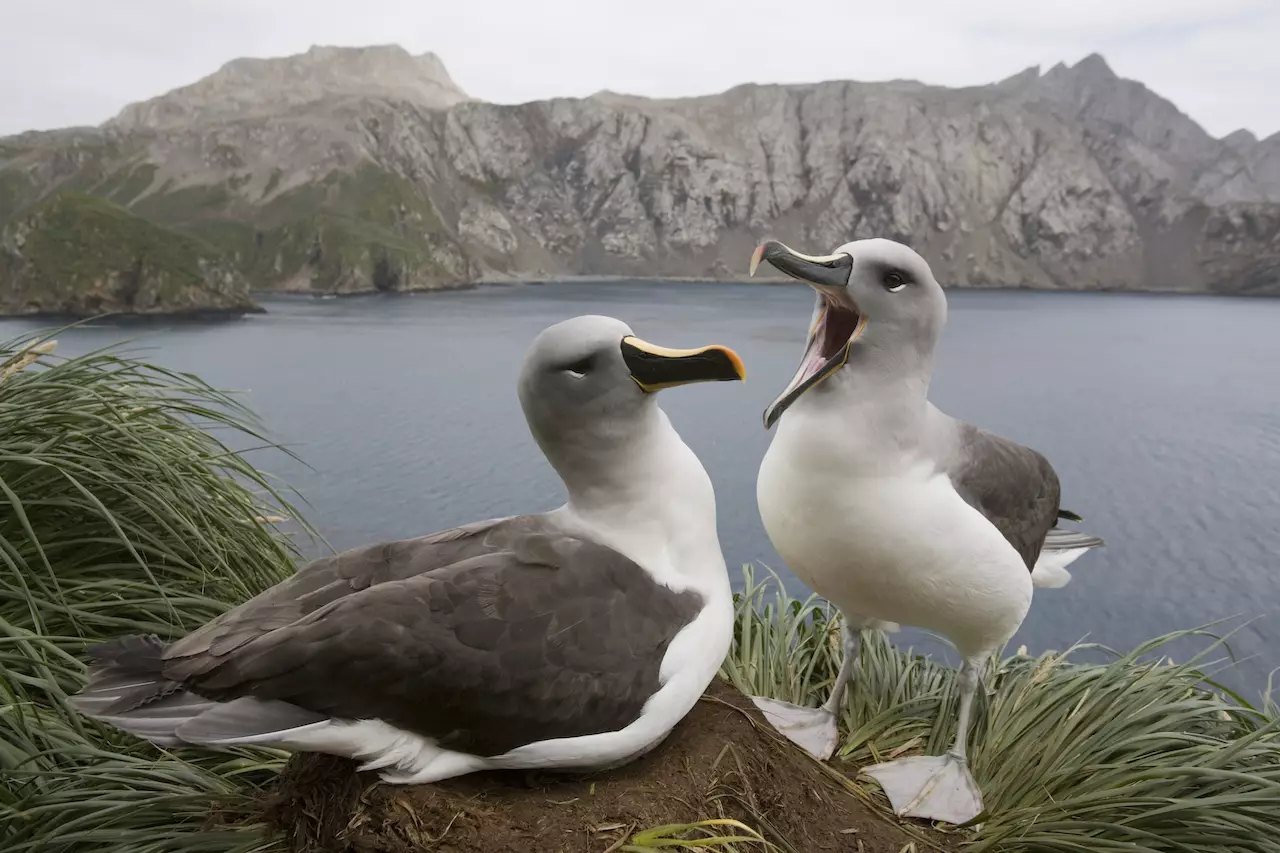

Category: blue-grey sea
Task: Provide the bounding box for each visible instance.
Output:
[5,281,1278,694]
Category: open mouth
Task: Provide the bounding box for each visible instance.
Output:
[764,298,866,429]
[749,239,863,428]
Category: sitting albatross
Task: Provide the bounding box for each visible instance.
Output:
[71,314,745,785]
[747,238,1104,824]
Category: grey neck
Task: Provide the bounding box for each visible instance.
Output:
[533,402,670,507]
[843,334,936,404]
[538,402,725,595]
[783,332,935,450]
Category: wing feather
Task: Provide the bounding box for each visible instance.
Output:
[151,514,703,756]
[945,424,1062,570]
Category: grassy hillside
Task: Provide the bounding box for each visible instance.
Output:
[0,192,258,317]
[0,141,475,297]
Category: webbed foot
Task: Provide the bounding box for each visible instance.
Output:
[861,752,982,825]
[749,696,839,760]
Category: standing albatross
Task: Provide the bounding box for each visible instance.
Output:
[747,238,1104,824]
[71,314,745,785]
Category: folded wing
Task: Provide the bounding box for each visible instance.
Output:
[72,515,705,757]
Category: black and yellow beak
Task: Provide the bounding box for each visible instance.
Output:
[750,240,864,429]
[621,336,746,393]
[749,240,853,290]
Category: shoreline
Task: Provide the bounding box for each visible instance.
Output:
[5,278,1273,322]
[0,304,266,322]
[251,276,1279,301]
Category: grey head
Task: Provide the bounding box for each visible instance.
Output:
[748,238,947,429]
[517,314,745,483]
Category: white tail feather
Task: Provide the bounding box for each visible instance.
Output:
[1032,526,1104,590]
[1031,548,1088,588]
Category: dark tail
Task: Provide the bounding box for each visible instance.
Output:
[1049,508,1105,551]
[70,634,209,745]
[84,633,166,672]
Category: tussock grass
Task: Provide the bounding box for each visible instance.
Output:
[721,565,1280,852]
[0,329,315,852]
[2,329,1277,853]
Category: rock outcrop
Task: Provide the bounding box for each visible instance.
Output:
[1,47,1277,297]
[0,192,259,317]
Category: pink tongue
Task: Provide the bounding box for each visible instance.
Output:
[781,343,828,398]
[798,348,827,384]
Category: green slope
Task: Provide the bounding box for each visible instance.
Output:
[0,191,259,317]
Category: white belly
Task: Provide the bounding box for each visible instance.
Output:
[757,439,1033,658]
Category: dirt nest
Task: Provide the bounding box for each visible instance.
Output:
[261,678,956,853]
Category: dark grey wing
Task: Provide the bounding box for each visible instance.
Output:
[946,424,1062,570]
[164,515,518,662]
[158,522,705,757]
[76,517,522,719]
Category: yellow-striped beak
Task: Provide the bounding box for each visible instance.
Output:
[620,336,746,393]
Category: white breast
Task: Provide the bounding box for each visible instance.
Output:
[757,414,1033,659]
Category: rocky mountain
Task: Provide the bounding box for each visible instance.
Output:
[1,45,1277,313]
[108,44,470,132]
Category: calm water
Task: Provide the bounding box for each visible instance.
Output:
[5,282,1279,694]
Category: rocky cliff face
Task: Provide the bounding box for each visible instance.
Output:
[1194,134,1280,206]
[1,47,1276,299]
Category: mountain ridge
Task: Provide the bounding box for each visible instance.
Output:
[107,44,471,132]
[1,45,1277,315]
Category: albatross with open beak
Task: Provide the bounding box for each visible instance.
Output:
[747,239,1104,824]
[71,315,745,785]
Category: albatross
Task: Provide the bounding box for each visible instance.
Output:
[746,238,1104,824]
[71,314,745,785]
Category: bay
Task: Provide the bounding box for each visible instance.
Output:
[5,281,1278,695]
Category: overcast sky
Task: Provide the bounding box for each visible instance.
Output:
[1,0,1277,140]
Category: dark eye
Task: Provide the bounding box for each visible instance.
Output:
[883,270,908,293]
[564,357,593,378]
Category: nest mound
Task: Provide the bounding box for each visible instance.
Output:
[262,679,954,853]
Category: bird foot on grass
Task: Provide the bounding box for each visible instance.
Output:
[861,752,982,826]
[749,696,839,761]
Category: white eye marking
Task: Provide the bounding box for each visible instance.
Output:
[884,271,907,292]
[564,357,592,378]
[887,282,906,293]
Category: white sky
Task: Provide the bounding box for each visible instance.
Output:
[1,0,1277,140]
